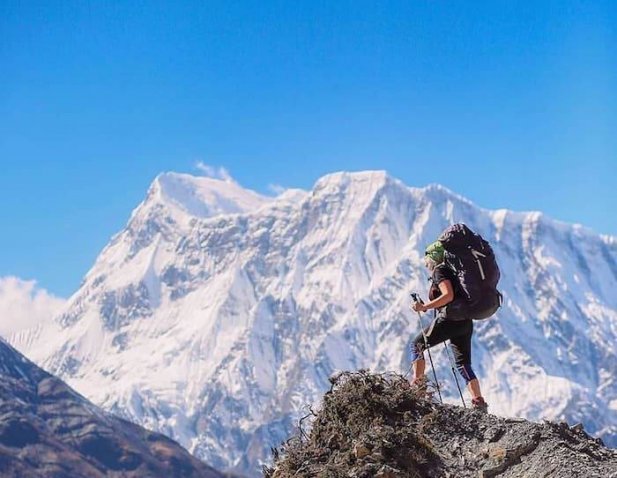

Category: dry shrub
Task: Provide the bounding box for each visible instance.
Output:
[264,370,443,478]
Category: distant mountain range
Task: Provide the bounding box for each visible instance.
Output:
[7,170,617,476]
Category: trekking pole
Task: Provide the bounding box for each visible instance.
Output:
[411,294,467,408]
[410,293,443,404]
[443,342,467,408]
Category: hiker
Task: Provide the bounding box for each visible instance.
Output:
[409,240,489,411]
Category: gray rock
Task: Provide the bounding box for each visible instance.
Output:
[266,371,617,478]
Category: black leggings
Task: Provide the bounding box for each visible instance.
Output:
[411,317,477,383]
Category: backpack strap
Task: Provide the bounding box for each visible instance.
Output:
[470,248,487,280]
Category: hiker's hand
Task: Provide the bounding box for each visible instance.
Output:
[412,302,427,312]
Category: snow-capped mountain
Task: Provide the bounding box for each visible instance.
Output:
[7,170,617,476]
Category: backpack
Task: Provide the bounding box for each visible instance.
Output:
[438,223,502,320]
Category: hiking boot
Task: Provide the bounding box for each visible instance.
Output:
[472,397,488,412]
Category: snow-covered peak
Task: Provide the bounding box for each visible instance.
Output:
[94,172,275,272]
[309,170,410,216]
[315,169,389,184]
[148,172,271,219]
[6,169,617,476]
[417,182,475,206]
[312,170,396,197]
[274,188,309,203]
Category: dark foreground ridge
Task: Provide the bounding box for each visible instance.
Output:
[265,371,617,478]
[0,338,227,478]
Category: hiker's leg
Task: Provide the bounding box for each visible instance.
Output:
[410,317,448,384]
[410,334,426,383]
[412,358,426,379]
[449,321,488,410]
[468,378,482,400]
[449,320,483,399]
[455,363,481,399]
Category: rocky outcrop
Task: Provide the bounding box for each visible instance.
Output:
[0,339,227,478]
[265,371,617,478]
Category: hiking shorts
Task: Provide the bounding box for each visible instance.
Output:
[411,317,475,381]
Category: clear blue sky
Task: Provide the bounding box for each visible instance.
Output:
[1,1,616,297]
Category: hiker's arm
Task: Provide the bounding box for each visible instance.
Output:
[419,280,454,311]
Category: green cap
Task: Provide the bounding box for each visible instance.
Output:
[425,241,445,263]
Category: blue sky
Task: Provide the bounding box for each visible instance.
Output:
[1,1,616,297]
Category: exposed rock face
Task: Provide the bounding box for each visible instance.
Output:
[0,339,227,478]
[265,371,617,478]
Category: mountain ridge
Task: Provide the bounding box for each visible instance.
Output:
[6,170,617,476]
[0,338,227,478]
